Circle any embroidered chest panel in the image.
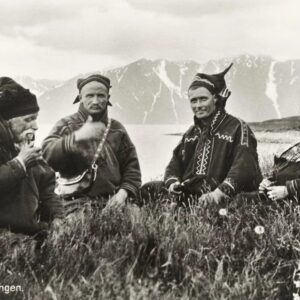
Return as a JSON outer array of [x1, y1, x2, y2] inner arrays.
[[195, 138, 213, 175], [193, 110, 225, 176], [180, 112, 251, 177]]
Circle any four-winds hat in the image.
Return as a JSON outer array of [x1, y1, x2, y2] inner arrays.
[[0, 77, 39, 120], [73, 74, 112, 105], [189, 63, 233, 100]]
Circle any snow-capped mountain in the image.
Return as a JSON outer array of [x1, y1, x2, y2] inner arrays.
[[19, 55, 300, 124], [15, 76, 63, 97]]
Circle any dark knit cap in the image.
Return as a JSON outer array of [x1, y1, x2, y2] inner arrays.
[[0, 77, 39, 120], [189, 63, 233, 95], [73, 74, 112, 105]]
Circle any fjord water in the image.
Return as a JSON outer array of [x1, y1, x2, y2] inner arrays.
[[36, 124, 298, 182], [36, 124, 189, 182]]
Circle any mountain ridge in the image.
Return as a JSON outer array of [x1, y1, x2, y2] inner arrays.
[[14, 54, 300, 124]]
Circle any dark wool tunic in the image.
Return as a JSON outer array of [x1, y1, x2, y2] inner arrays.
[[0, 118, 62, 235], [286, 178, 300, 199], [164, 109, 262, 197], [42, 105, 141, 199], [269, 142, 300, 199]]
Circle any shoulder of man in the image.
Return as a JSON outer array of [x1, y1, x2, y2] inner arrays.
[[223, 114, 256, 146], [185, 124, 196, 136], [109, 118, 130, 133], [58, 111, 84, 127], [50, 111, 83, 135]]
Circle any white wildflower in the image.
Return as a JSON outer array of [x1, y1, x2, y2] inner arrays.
[[218, 208, 227, 216], [254, 225, 265, 235]]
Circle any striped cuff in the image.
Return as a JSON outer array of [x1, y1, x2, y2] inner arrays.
[[286, 180, 298, 197], [64, 133, 76, 153]]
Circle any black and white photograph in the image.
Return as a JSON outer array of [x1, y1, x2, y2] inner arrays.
[[1, 0, 300, 299]]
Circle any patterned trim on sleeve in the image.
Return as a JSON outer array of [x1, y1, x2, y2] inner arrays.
[[238, 119, 249, 147], [218, 178, 238, 197]]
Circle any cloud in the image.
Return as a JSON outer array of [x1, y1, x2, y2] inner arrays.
[[10, 2, 160, 56], [0, 0, 106, 35], [0, 0, 299, 79], [125, 0, 274, 17], [15, 0, 299, 60], [0, 34, 124, 80]]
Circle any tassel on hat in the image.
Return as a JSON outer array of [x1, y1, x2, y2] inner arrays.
[[189, 63, 233, 97]]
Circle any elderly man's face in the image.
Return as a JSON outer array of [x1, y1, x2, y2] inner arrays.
[[188, 87, 217, 119], [80, 81, 110, 116], [8, 113, 38, 143]]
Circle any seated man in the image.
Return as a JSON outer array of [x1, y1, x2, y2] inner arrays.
[[0, 77, 62, 235], [42, 74, 141, 213], [142, 64, 262, 206], [259, 142, 300, 201]]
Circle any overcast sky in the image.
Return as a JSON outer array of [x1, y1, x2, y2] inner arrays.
[[0, 0, 299, 80]]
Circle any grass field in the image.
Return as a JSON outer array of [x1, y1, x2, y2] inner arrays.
[[0, 130, 300, 299]]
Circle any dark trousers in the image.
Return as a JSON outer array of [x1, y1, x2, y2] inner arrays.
[[140, 181, 167, 204]]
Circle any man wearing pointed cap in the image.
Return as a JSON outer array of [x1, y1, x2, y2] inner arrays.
[[142, 64, 262, 205], [166, 63, 262, 205], [0, 77, 62, 236], [42, 74, 141, 213]]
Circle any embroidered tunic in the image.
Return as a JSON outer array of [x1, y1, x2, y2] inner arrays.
[[164, 109, 262, 197]]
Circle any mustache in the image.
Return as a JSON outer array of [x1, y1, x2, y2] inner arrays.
[[89, 104, 106, 108]]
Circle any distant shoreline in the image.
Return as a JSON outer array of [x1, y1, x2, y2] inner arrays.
[[164, 116, 300, 135], [165, 128, 300, 136]]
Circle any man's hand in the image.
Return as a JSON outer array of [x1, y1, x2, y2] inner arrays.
[[105, 189, 128, 210], [259, 178, 274, 192], [51, 218, 64, 230], [168, 181, 183, 195], [17, 143, 42, 168], [75, 116, 106, 142], [267, 186, 288, 201], [198, 188, 226, 207]]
